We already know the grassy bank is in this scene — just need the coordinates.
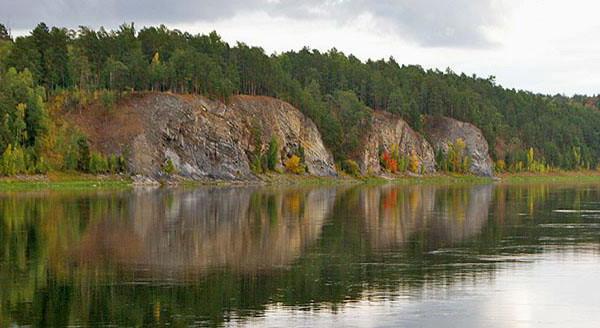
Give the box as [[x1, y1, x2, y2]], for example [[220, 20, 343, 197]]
[[496, 170, 600, 184], [0, 172, 131, 191], [1, 170, 600, 191]]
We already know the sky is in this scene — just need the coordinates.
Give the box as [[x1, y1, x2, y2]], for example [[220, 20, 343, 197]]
[[2, 0, 599, 96]]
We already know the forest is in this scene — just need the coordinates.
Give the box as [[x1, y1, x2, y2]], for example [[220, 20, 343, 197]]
[[0, 22, 599, 175]]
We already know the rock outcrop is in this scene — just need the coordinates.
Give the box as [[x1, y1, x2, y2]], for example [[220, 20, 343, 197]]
[[424, 116, 494, 176], [225, 96, 337, 177], [358, 111, 436, 175], [68, 93, 336, 180]]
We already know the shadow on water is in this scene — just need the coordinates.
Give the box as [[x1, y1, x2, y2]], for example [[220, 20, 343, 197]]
[[1, 183, 600, 326]]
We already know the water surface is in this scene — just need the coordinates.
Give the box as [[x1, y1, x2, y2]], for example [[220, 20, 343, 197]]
[[1, 183, 600, 327]]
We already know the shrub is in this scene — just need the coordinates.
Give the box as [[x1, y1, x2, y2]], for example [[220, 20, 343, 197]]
[[250, 154, 263, 174], [284, 155, 304, 174], [409, 150, 420, 173], [77, 136, 90, 172], [398, 155, 409, 173], [266, 137, 279, 171], [163, 158, 176, 175], [99, 89, 117, 111], [89, 152, 109, 174], [35, 156, 50, 174], [495, 159, 506, 173], [1, 144, 27, 176], [341, 159, 361, 176], [108, 154, 119, 173]]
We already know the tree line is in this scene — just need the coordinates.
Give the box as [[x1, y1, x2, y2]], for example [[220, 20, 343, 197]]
[[0, 22, 599, 174]]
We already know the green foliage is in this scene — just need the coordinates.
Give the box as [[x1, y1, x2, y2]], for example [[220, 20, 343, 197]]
[[1, 144, 26, 175], [76, 136, 90, 172], [341, 159, 361, 176], [89, 152, 109, 174], [99, 89, 118, 111], [266, 137, 279, 171], [0, 24, 10, 41], [436, 139, 471, 173], [163, 158, 176, 175]]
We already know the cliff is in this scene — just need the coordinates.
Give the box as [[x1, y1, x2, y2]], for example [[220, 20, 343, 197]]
[[67, 93, 496, 180], [424, 116, 494, 176], [224, 96, 337, 176], [67, 93, 336, 180], [358, 111, 436, 175]]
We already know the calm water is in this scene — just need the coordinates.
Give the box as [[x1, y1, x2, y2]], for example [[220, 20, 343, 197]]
[[1, 183, 600, 327]]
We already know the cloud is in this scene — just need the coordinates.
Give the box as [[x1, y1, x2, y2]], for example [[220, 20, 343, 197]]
[[1, 0, 507, 48]]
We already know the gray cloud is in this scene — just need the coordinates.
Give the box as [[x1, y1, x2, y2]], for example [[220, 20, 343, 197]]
[[1, 0, 506, 47]]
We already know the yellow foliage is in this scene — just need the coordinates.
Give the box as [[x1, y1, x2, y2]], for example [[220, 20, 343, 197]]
[[496, 159, 506, 172], [409, 150, 420, 173], [152, 52, 161, 65], [284, 155, 304, 174]]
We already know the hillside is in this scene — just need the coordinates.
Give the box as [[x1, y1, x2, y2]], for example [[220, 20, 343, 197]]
[[0, 22, 598, 178]]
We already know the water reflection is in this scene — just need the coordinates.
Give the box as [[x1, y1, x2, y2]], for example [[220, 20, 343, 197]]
[[76, 187, 336, 274], [1, 183, 600, 326], [359, 184, 493, 250]]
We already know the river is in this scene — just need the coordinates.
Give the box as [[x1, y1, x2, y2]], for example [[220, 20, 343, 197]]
[[1, 182, 599, 327]]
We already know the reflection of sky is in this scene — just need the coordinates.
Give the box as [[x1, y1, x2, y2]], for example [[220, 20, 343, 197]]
[[241, 251, 600, 328]]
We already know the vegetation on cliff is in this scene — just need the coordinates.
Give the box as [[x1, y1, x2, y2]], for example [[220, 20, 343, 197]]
[[0, 22, 599, 177]]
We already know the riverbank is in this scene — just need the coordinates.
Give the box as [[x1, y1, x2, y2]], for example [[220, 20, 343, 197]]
[[1, 170, 600, 191], [0, 172, 131, 191]]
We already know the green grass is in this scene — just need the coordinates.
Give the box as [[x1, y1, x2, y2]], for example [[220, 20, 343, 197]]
[[497, 172, 600, 184], [1, 170, 600, 191], [0, 173, 131, 191]]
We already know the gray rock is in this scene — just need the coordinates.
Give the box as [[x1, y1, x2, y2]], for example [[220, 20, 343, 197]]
[[358, 111, 436, 175], [424, 116, 494, 176], [76, 93, 336, 180]]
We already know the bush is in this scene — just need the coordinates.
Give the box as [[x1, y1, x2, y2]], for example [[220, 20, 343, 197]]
[[266, 137, 279, 171], [89, 152, 109, 174], [163, 158, 176, 175], [77, 136, 90, 172], [1, 144, 27, 176], [250, 153, 264, 174], [409, 150, 420, 173], [495, 159, 506, 173], [99, 89, 117, 111], [35, 156, 50, 174], [341, 159, 361, 176], [284, 155, 304, 174]]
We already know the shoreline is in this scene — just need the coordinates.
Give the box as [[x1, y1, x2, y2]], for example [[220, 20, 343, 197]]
[[1, 170, 600, 191]]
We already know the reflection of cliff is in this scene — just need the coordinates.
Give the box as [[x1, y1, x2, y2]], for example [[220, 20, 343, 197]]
[[429, 184, 494, 246], [358, 184, 493, 250], [76, 187, 336, 273]]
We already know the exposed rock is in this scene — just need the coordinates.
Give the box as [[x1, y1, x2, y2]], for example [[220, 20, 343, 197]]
[[223, 96, 337, 177], [358, 111, 435, 175], [68, 93, 336, 180], [424, 116, 494, 176]]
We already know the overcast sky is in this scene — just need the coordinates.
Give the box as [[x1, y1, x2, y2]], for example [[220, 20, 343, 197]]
[[2, 0, 599, 95]]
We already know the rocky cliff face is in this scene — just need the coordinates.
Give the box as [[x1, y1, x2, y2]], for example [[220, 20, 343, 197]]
[[224, 96, 337, 177], [424, 116, 494, 176], [69, 93, 336, 180], [358, 111, 435, 174]]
